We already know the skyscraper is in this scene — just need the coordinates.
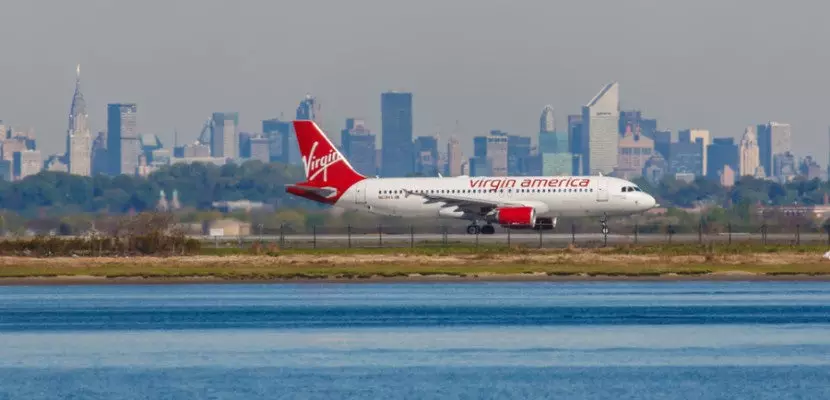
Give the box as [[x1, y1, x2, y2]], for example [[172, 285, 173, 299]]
[[249, 135, 270, 163], [381, 91, 413, 177], [539, 106, 567, 154], [618, 110, 642, 135], [507, 134, 531, 176], [739, 126, 761, 177], [678, 129, 710, 176], [567, 115, 583, 175], [91, 131, 108, 176], [210, 112, 239, 159], [615, 125, 654, 179], [539, 106, 571, 176], [296, 94, 320, 121], [773, 151, 797, 183], [262, 118, 297, 165], [413, 136, 439, 176], [13, 149, 41, 180], [107, 103, 139, 175], [581, 82, 620, 175], [669, 140, 703, 177], [707, 138, 739, 182], [340, 118, 376, 176], [446, 137, 463, 177], [486, 130, 508, 176], [757, 122, 792, 177], [540, 105, 556, 133], [66, 64, 91, 176]]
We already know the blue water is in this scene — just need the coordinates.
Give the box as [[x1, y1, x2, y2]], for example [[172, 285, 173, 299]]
[[1, 283, 829, 399]]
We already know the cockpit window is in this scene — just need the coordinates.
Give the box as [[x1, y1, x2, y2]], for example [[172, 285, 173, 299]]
[[634, 187, 642, 192]]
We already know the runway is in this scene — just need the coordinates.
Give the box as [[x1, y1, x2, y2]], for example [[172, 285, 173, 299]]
[[198, 231, 828, 248]]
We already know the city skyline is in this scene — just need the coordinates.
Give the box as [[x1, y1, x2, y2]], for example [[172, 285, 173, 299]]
[[0, 1, 829, 163]]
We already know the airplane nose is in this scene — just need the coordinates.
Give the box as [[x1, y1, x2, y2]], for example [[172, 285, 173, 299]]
[[644, 195, 657, 209]]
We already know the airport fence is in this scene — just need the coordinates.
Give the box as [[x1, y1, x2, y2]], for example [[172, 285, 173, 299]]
[[199, 222, 830, 250]]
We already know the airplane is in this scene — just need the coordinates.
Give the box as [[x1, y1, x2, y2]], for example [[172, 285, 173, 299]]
[[286, 120, 658, 235]]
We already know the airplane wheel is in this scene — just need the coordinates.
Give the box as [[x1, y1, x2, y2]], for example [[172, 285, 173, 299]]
[[481, 225, 495, 235], [466, 225, 481, 235]]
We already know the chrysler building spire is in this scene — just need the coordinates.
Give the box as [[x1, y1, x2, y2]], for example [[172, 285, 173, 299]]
[[67, 64, 92, 176]]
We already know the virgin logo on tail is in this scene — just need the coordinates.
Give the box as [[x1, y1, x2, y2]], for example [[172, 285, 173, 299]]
[[302, 141, 341, 183], [292, 121, 365, 200]]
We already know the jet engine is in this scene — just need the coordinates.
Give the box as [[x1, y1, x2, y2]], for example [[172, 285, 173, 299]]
[[487, 206, 536, 228]]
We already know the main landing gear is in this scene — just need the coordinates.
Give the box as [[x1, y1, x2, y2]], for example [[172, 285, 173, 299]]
[[466, 223, 495, 235], [600, 213, 609, 235]]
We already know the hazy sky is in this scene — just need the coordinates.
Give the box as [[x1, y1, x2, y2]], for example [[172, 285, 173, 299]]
[[1, 0, 829, 163]]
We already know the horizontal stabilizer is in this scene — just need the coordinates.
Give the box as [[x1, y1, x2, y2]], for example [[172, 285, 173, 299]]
[[285, 184, 337, 198]]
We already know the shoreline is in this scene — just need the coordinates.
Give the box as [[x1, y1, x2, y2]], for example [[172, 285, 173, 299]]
[[2, 250, 830, 286], [3, 272, 830, 286]]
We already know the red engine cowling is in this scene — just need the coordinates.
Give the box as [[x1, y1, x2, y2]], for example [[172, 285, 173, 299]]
[[492, 206, 536, 228]]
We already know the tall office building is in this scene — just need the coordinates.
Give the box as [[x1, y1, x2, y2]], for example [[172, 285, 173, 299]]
[[707, 138, 739, 182], [540, 105, 556, 133], [446, 137, 463, 177], [13, 149, 41, 180], [773, 151, 797, 183], [262, 118, 297, 165], [757, 122, 792, 177], [414, 136, 439, 176], [739, 126, 761, 177], [486, 130, 508, 176], [66, 65, 91, 176], [639, 118, 658, 139], [539, 129, 568, 154], [249, 135, 270, 163], [678, 129, 710, 176], [381, 91, 413, 177], [567, 115, 583, 175], [296, 94, 320, 121], [507, 134, 531, 176], [618, 110, 641, 136], [91, 132, 108, 175], [210, 112, 239, 159], [670, 136, 703, 177], [539, 107, 572, 176], [615, 126, 654, 179], [539, 106, 567, 154], [652, 130, 671, 161], [341, 118, 376, 176], [581, 82, 620, 175], [0, 159, 11, 182], [106, 103, 139, 175]]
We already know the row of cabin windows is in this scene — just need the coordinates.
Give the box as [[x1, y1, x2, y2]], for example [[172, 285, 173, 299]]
[[378, 188, 595, 195], [621, 186, 642, 193]]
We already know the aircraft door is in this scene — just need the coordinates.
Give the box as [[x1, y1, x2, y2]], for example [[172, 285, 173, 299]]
[[596, 179, 609, 202], [353, 181, 367, 205]]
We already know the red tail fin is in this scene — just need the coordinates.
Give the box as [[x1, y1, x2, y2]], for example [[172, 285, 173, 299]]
[[287, 120, 365, 204]]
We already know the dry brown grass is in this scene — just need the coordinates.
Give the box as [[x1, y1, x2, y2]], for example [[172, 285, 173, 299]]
[[0, 250, 828, 282]]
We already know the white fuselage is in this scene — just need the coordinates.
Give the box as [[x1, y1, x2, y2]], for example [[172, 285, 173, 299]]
[[334, 175, 656, 220]]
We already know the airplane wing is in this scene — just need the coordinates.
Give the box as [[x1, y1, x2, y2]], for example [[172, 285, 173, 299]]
[[402, 190, 550, 215], [285, 184, 337, 198]]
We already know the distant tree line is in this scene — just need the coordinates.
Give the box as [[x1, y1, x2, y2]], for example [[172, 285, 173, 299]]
[[635, 175, 830, 209], [0, 161, 315, 217]]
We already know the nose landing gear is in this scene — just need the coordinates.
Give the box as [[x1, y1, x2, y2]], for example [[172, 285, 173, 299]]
[[600, 214, 609, 235]]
